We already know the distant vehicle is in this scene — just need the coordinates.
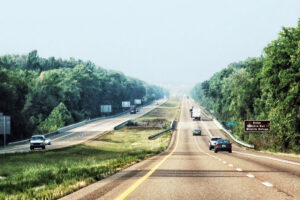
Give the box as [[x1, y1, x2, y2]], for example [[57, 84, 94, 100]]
[[190, 106, 193, 117], [214, 139, 232, 153], [209, 136, 222, 150], [193, 129, 201, 136], [45, 138, 51, 145], [192, 108, 201, 120], [30, 135, 47, 150], [130, 105, 137, 114]]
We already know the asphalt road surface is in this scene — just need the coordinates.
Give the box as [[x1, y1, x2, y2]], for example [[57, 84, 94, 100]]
[[61, 97, 300, 200], [0, 100, 165, 154]]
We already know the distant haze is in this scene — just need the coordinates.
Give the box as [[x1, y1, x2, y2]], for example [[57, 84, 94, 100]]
[[1, 0, 300, 90]]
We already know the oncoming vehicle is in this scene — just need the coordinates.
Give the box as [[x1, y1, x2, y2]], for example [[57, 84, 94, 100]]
[[30, 135, 51, 150], [209, 136, 222, 150], [214, 139, 232, 153], [193, 129, 201, 136]]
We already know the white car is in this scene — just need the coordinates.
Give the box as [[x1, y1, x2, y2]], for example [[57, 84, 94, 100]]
[[209, 137, 222, 150], [30, 135, 51, 150]]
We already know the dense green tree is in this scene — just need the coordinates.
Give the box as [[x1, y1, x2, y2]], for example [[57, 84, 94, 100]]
[[191, 20, 300, 152], [0, 51, 167, 143]]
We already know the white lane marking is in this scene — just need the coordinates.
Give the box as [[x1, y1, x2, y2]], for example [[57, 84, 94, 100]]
[[228, 164, 233, 167], [236, 168, 243, 172], [223, 161, 227, 164], [247, 174, 255, 178], [219, 158, 222, 161], [200, 121, 213, 137], [262, 182, 273, 187], [233, 151, 300, 166]]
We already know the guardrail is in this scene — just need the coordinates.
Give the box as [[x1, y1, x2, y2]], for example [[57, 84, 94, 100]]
[[213, 119, 254, 149], [148, 120, 177, 140], [8, 101, 157, 146], [114, 120, 130, 130]]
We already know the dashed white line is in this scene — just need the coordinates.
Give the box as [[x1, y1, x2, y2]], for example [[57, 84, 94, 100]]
[[247, 174, 255, 178], [236, 168, 243, 172], [200, 121, 213, 137], [228, 164, 233, 167], [262, 182, 273, 187], [223, 161, 227, 164], [218, 159, 222, 161]]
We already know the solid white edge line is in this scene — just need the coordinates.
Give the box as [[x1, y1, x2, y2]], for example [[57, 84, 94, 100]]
[[262, 182, 273, 187], [233, 151, 300, 166]]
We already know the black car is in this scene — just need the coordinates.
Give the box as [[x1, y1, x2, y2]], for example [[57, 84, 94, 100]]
[[214, 139, 232, 153], [193, 129, 201, 136]]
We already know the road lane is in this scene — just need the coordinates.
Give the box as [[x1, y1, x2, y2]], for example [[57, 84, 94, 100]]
[[61, 97, 299, 200], [0, 100, 165, 154]]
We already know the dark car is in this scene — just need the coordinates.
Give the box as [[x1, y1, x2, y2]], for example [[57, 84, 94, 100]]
[[193, 129, 201, 136], [214, 139, 232, 153]]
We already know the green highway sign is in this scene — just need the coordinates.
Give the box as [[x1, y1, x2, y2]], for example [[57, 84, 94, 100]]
[[226, 121, 236, 126]]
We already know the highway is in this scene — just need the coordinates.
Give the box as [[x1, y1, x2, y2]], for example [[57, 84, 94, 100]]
[[0, 100, 165, 154], [61, 97, 300, 200]]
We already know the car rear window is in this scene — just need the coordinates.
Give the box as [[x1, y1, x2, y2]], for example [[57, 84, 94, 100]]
[[31, 137, 44, 140], [218, 140, 230, 144], [211, 138, 220, 141]]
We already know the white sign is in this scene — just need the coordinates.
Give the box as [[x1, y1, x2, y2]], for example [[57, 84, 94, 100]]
[[122, 101, 131, 108], [134, 99, 142, 105], [100, 105, 112, 113]]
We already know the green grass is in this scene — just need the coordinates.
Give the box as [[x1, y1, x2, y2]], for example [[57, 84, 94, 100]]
[[135, 99, 180, 127], [0, 99, 179, 200]]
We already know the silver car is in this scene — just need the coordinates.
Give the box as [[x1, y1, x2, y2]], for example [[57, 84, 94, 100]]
[[30, 135, 51, 150], [209, 136, 222, 150]]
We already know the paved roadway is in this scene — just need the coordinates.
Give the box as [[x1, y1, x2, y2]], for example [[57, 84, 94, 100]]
[[0, 100, 165, 154], [61, 97, 300, 200]]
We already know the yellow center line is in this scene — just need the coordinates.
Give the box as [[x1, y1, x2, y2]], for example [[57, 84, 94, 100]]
[[115, 131, 179, 200]]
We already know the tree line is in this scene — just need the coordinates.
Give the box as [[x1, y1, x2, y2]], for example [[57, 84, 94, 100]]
[[192, 20, 300, 153], [0, 51, 168, 143]]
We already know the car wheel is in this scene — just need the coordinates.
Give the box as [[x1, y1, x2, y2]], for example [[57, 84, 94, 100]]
[[42, 146, 45, 150], [214, 150, 218, 153], [30, 147, 33, 150], [229, 149, 232, 153], [209, 146, 212, 150]]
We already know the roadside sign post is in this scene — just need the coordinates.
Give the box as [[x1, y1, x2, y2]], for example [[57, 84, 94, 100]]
[[100, 105, 112, 116], [226, 121, 236, 134], [244, 120, 270, 132], [0, 114, 11, 147]]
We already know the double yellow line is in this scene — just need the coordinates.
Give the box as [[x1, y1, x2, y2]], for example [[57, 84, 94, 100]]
[[115, 132, 179, 200]]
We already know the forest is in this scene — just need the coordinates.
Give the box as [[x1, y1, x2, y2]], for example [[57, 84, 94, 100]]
[[192, 20, 300, 153], [0, 51, 168, 143]]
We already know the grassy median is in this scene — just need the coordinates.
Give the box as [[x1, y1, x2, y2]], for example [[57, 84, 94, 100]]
[[0, 99, 180, 200]]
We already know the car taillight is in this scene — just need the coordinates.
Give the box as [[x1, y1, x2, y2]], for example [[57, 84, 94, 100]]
[[216, 144, 220, 147]]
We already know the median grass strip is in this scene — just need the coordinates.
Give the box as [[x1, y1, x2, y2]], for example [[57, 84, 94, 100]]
[[0, 99, 179, 200]]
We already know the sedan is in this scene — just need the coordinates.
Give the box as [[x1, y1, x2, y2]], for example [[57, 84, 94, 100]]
[[193, 129, 202, 136], [214, 139, 232, 153]]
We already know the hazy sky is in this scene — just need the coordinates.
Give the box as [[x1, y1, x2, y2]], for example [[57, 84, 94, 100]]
[[1, 0, 300, 86]]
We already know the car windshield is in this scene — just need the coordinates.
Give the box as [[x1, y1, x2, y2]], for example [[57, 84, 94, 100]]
[[194, 130, 200, 132], [211, 138, 221, 141], [31, 137, 44, 140]]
